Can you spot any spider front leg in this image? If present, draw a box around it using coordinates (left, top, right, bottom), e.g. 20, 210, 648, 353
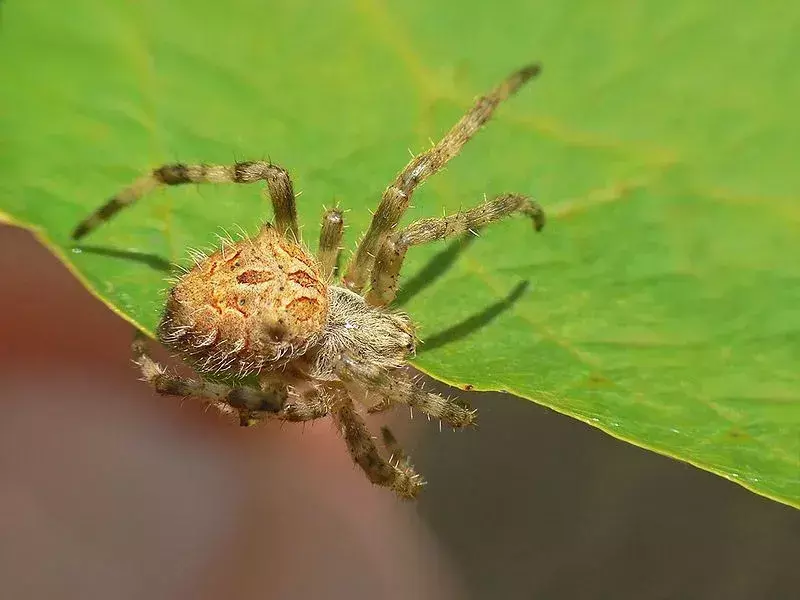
367, 193, 545, 307
251, 382, 333, 425
132, 333, 287, 426
342, 63, 542, 293
317, 207, 344, 280
335, 354, 476, 429
72, 160, 300, 241
329, 387, 425, 499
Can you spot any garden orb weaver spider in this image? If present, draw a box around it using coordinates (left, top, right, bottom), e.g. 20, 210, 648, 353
72, 64, 545, 499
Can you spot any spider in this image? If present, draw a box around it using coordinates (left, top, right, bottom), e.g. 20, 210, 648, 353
71, 64, 545, 499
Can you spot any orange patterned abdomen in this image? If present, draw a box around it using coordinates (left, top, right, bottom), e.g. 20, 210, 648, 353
158, 225, 328, 375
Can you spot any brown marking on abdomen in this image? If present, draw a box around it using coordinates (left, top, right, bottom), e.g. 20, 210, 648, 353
237, 269, 274, 285
288, 269, 323, 293
286, 296, 321, 321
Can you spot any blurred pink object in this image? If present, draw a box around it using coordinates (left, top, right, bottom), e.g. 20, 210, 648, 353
0, 225, 463, 600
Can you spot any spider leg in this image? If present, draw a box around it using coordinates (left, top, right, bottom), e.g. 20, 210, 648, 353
342, 63, 542, 293
132, 333, 287, 426
367, 193, 544, 306
380, 425, 413, 468
329, 387, 425, 499
249, 378, 332, 425
72, 160, 300, 241
336, 354, 475, 429
317, 207, 344, 280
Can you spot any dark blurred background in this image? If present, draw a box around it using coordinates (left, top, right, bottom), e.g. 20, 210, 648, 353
1, 223, 798, 599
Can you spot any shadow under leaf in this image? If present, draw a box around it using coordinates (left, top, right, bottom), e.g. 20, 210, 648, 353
419, 280, 530, 354
73, 245, 174, 273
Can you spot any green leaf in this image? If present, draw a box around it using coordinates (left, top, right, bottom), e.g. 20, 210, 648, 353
1, 1, 798, 508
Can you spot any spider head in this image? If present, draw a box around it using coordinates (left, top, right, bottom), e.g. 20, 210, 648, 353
311, 287, 416, 377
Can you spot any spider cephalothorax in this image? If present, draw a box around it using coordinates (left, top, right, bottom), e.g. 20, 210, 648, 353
72, 64, 545, 499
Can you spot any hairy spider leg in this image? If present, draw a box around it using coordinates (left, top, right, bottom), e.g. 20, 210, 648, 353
368, 193, 544, 306
317, 206, 344, 280
72, 161, 301, 242
132, 332, 285, 423
342, 63, 542, 293
335, 353, 476, 429
132, 332, 331, 426
380, 426, 409, 464
330, 387, 425, 499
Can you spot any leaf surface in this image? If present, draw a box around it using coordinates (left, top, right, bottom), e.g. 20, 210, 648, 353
1, 0, 798, 506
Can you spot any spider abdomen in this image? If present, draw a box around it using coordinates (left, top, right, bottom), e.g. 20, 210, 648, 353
159, 224, 328, 375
